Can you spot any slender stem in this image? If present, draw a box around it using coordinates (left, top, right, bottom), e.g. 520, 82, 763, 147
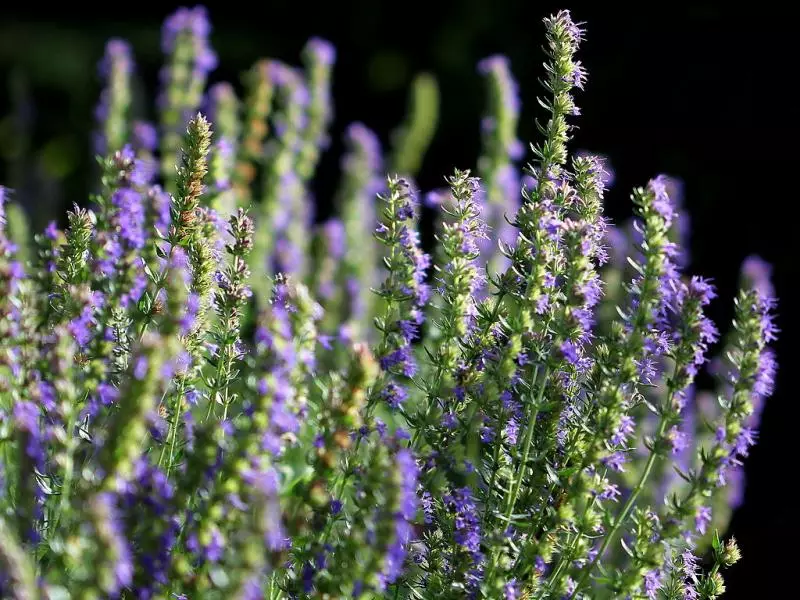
502, 366, 545, 518
164, 383, 185, 478
569, 415, 669, 598
158, 380, 181, 470
481, 415, 506, 527
411, 291, 506, 451
52, 402, 79, 535
485, 366, 547, 582
205, 394, 216, 421
320, 460, 351, 546
539, 468, 609, 596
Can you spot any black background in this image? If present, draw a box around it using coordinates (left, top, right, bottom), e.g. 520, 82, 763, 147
1, 2, 795, 596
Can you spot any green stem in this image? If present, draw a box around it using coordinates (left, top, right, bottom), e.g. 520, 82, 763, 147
157, 380, 181, 470
481, 415, 506, 527
52, 400, 80, 536
539, 469, 608, 596
569, 415, 669, 598
410, 292, 506, 452
502, 366, 545, 517
485, 366, 547, 582
163, 385, 185, 478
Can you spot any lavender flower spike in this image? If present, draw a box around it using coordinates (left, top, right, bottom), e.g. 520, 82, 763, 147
206, 82, 241, 214
94, 38, 134, 157
158, 5, 217, 188
335, 122, 384, 340
477, 54, 524, 276
372, 176, 431, 409
297, 37, 336, 181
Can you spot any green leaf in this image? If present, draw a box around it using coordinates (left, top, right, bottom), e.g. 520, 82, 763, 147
711, 529, 722, 555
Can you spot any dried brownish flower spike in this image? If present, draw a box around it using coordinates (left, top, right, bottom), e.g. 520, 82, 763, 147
170, 113, 212, 248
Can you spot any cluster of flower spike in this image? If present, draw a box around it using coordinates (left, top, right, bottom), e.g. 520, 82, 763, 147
0, 6, 778, 600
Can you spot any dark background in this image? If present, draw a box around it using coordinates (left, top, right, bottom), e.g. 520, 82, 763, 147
1, 2, 795, 596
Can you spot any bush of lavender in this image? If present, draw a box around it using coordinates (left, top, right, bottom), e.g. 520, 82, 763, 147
0, 7, 778, 599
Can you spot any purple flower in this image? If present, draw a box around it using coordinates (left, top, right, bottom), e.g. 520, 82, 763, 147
649, 175, 676, 227
380, 346, 416, 378
397, 319, 419, 343
753, 348, 776, 401
535, 295, 550, 314
601, 451, 627, 473
112, 182, 146, 250
504, 418, 519, 445
330, 499, 343, 515
132, 121, 158, 152
441, 412, 457, 429
695, 505, 712, 535
43, 220, 59, 240
535, 556, 546, 574
322, 218, 346, 259
37, 381, 57, 413
644, 569, 663, 599
69, 302, 96, 349
444, 486, 481, 555
734, 427, 757, 457
667, 426, 689, 455
180, 293, 200, 335
306, 36, 336, 66
504, 579, 521, 600
133, 355, 149, 380
598, 483, 621, 502
741, 255, 775, 299
13, 402, 45, 469
481, 422, 496, 443
560, 340, 580, 365
610, 415, 635, 446
150, 186, 172, 235
380, 449, 419, 588
97, 382, 119, 407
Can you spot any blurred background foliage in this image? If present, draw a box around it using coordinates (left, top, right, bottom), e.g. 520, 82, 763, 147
1, 2, 797, 596
1, 2, 747, 237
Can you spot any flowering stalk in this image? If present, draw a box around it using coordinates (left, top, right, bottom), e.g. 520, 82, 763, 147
234, 60, 274, 202
91, 147, 150, 337
204, 208, 254, 422
140, 112, 212, 336
536, 178, 675, 596
389, 72, 440, 177
371, 176, 430, 413
158, 6, 217, 189
335, 122, 384, 340
569, 276, 718, 597
54, 205, 94, 293
297, 37, 336, 182
94, 39, 134, 158
207, 82, 241, 214
0, 517, 37, 600
615, 286, 777, 597
251, 62, 308, 290
476, 54, 523, 276
412, 169, 485, 446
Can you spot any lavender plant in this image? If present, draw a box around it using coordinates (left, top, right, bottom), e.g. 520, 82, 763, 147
0, 7, 779, 600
